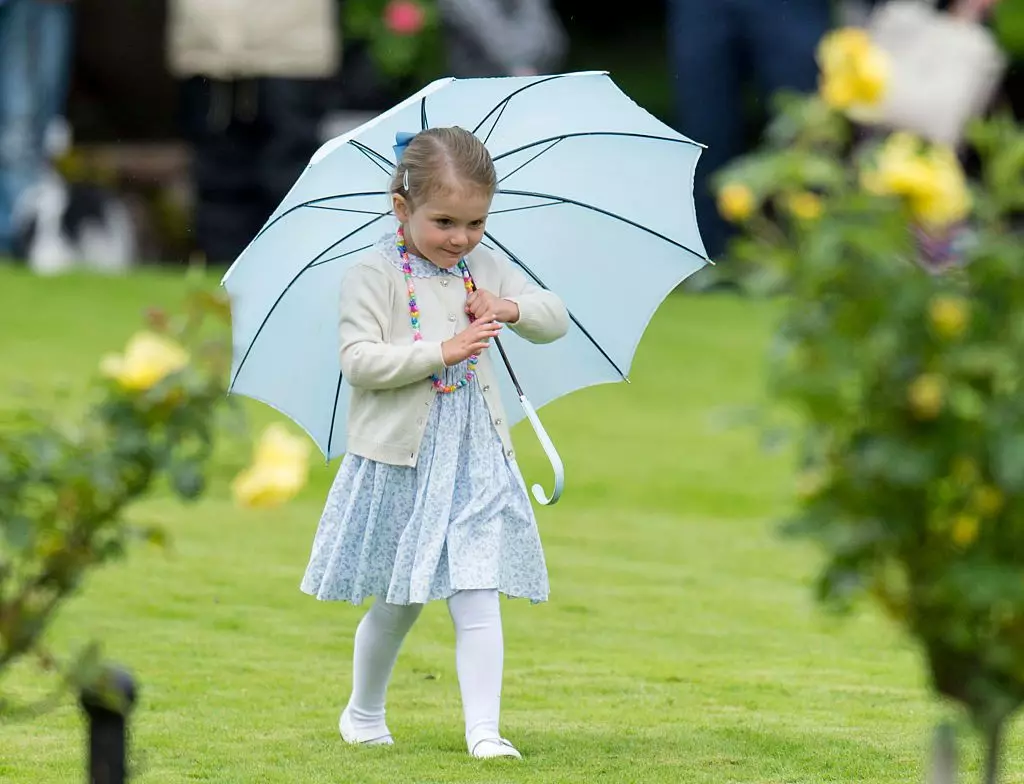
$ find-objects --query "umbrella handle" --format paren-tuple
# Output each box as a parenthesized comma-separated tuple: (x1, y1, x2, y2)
(517, 394, 564, 506)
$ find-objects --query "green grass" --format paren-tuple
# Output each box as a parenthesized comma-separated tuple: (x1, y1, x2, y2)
(0, 266, 1021, 783)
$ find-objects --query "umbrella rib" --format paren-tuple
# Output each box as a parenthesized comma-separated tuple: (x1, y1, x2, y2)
(253, 192, 389, 241)
(483, 230, 629, 382)
(348, 140, 394, 174)
(229, 212, 391, 392)
(306, 205, 389, 216)
(471, 73, 571, 137)
(489, 201, 561, 216)
(421, 96, 428, 130)
(309, 243, 375, 268)
(493, 131, 701, 166)
(326, 367, 346, 456)
(498, 139, 562, 184)
(482, 98, 512, 145)
(498, 188, 708, 263)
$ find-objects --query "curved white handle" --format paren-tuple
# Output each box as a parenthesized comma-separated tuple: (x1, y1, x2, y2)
(517, 394, 564, 505)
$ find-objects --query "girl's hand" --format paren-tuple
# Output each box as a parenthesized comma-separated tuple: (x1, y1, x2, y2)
(466, 289, 520, 323)
(442, 315, 502, 366)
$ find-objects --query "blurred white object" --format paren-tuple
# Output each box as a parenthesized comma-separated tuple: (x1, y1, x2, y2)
(15, 169, 137, 277)
(867, 0, 1007, 146)
(166, 0, 339, 80)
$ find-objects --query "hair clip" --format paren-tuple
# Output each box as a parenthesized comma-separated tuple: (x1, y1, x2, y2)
(403, 168, 410, 191)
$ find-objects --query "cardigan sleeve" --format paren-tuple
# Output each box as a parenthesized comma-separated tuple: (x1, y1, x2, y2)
(493, 253, 569, 344)
(338, 263, 446, 390)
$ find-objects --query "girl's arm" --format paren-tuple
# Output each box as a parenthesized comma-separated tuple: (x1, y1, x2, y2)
(496, 258, 569, 345)
(339, 264, 446, 390)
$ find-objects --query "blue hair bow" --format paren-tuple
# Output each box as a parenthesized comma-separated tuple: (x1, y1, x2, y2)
(393, 131, 417, 163)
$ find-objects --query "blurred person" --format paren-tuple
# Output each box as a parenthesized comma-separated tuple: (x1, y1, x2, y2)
(0, 0, 75, 258)
(667, 0, 832, 261)
(437, 0, 567, 77)
(166, 0, 340, 264)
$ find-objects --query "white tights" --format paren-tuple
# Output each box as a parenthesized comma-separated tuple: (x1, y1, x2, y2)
(344, 589, 504, 751)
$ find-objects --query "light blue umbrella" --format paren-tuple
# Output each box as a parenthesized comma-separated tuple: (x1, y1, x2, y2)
(221, 71, 709, 505)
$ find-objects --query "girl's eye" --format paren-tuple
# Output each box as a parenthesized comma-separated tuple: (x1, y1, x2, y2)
(435, 219, 453, 227)
(469, 220, 484, 229)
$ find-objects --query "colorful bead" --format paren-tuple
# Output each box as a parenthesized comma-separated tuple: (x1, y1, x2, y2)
(396, 226, 478, 394)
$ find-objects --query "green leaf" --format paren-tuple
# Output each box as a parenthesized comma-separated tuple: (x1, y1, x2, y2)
(991, 433, 1024, 491)
(2, 516, 33, 550)
(168, 461, 205, 501)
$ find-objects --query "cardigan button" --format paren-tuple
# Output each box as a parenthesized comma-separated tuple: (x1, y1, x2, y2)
(440, 279, 449, 287)
(482, 385, 490, 392)
(448, 314, 456, 322)
(495, 418, 502, 426)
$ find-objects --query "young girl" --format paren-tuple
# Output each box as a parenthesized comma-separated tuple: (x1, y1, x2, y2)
(300, 126, 569, 759)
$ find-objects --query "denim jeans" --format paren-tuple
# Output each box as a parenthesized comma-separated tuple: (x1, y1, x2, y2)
(0, 0, 74, 255)
(667, 0, 832, 260)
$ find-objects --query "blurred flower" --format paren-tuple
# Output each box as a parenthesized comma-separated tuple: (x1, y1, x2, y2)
(908, 373, 945, 420)
(384, 0, 426, 35)
(908, 147, 972, 229)
(973, 486, 1005, 518)
(717, 183, 756, 223)
(100, 332, 189, 392)
(862, 133, 972, 229)
(232, 424, 311, 509)
(785, 191, 824, 222)
(951, 513, 980, 547)
(928, 295, 970, 340)
(817, 28, 889, 112)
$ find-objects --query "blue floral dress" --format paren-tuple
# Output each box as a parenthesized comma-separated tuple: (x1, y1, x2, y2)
(299, 236, 549, 606)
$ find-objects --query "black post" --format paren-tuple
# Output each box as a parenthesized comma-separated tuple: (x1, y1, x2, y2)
(80, 667, 137, 784)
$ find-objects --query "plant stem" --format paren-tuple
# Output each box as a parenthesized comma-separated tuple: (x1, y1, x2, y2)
(983, 720, 1003, 784)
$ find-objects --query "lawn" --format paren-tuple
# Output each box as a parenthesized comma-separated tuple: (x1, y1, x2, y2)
(0, 266, 1020, 783)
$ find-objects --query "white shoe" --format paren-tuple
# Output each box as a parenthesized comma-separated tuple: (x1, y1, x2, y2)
(470, 737, 522, 759)
(339, 708, 394, 746)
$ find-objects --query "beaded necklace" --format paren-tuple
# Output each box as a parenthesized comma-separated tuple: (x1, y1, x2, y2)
(396, 227, 478, 394)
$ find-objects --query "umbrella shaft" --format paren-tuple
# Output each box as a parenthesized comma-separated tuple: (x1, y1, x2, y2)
(493, 336, 523, 398)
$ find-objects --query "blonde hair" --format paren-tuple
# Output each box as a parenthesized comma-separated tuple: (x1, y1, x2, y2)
(390, 127, 497, 208)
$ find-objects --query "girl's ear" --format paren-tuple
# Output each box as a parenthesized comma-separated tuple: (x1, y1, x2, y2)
(392, 193, 411, 222)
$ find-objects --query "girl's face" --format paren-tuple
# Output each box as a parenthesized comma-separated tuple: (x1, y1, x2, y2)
(393, 183, 492, 270)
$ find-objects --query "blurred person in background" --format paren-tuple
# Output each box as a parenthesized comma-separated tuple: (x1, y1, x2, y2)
(437, 0, 567, 77)
(667, 0, 832, 262)
(166, 0, 340, 264)
(0, 0, 75, 259)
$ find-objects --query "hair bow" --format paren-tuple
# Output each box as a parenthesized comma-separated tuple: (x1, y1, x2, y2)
(393, 131, 417, 163)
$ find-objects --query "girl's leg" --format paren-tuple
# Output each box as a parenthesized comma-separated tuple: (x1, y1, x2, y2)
(343, 599, 423, 743)
(447, 589, 514, 755)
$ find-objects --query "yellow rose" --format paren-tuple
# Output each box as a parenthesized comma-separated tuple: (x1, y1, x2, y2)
(232, 424, 311, 509)
(817, 28, 889, 111)
(785, 191, 824, 222)
(99, 331, 190, 392)
(862, 134, 971, 229)
(717, 183, 756, 223)
(908, 147, 972, 228)
(950, 514, 980, 547)
(861, 133, 932, 195)
(973, 486, 1005, 518)
(928, 295, 970, 340)
(907, 373, 945, 420)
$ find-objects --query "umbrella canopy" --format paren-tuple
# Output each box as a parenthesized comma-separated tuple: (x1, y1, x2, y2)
(222, 71, 709, 503)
